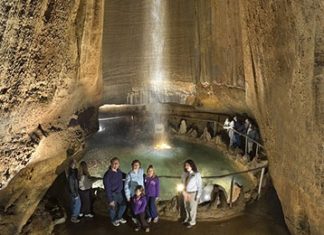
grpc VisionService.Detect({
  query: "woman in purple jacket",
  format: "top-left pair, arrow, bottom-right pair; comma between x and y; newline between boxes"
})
145,165 -> 160,223
131,185 -> 149,232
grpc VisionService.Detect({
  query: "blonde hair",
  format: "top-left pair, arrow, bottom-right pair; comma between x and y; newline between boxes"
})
147,165 -> 156,177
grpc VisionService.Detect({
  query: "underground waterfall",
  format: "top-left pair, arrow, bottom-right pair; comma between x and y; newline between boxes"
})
1,0 -> 323,235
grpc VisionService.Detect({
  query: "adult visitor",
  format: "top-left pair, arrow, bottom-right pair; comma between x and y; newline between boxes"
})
228,117 -> 236,148
181,159 -> 202,228
103,157 -> 127,227
247,124 -> 260,159
67,159 -> 81,223
125,160 -> 144,201
78,161 -> 95,218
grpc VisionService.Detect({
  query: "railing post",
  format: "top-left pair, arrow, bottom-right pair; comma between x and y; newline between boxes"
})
214,121 -> 217,136
256,144 -> 259,157
245,136 -> 248,156
258,167 -> 265,199
229,176 -> 234,208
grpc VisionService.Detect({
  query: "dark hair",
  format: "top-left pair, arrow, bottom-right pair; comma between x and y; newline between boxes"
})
147,164 -> 153,169
110,157 -> 120,165
69,158 -> 76,168
135,185 -> 145,196
67,159 -> 77,176
131,160 -> 141,167
183,159 -> 198,172
79,161 -> 89,177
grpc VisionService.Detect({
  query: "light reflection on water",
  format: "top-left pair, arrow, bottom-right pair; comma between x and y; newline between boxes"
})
82,119 -> 253,200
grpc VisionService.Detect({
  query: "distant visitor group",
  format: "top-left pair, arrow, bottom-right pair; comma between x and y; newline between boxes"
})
67,158 -> 202,232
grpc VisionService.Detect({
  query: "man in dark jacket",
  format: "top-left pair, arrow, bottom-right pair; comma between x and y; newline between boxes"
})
103,157 -> 127,227
68,159 -> 81,223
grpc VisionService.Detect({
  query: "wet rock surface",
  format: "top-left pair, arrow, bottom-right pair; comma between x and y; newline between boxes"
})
240,1 -> 324,234
0,0 -> 103,234
102,0 -> 245,111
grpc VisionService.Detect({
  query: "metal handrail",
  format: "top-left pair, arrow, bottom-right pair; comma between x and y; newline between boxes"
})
157,165 -> 267,206
168,114 -> 266,158
96,166 -> 267,207
157,165 -> 267,179
169,114 -> 264,148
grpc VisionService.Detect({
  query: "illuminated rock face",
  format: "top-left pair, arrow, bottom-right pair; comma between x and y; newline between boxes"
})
102,0 -> 246,113
0,0 -> 103,234
240,1 -> 324,234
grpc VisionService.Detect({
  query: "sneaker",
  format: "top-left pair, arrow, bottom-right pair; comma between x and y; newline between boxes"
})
153,217 -> 159,223
118,218 -> 127,224
71,217 -> 80,223
182,220 -> 188,224
132,217 -> 138,224
186,223 -> 196,228
145,228 -> 150,232
84,214 -> 94,218
134,227 -> 140,232
147,217 -> 152,223
112,221 -> 120,227
79,213 -> 84,217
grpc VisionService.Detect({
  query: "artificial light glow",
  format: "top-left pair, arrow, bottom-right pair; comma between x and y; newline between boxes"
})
176,184 -> 184,192
154,142 -> 172,150
98,125 -> 105,132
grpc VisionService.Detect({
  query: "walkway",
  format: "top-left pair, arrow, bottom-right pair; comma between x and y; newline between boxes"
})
54,187 -> 290,235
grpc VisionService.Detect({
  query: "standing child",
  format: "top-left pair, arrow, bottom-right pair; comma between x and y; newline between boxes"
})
145,165 -> 160,223
131,185 -> 150,232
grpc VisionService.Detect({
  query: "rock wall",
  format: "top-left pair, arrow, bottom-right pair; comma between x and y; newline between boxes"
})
102,0 -> 246,113
0,0 -> 103,234
240,0 -> 324,234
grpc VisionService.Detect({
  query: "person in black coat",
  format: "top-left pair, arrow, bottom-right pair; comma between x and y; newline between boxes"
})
68,159 -> 81,223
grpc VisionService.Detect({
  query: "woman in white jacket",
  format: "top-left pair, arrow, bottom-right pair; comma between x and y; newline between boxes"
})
181,159 -> 202,228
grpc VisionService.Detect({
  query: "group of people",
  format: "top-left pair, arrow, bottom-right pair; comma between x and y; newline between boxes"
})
223,116 -> 260,158
67,160 -> 97,224
103,158 -> 159,232
67,157 -> 203,232
176,116 -> 260,159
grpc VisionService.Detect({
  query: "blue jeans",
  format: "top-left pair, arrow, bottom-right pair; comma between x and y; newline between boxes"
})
146,196 -> 158,219
71,195 -> 81,218
109,192 -> 126,222
234,133 -> 241,147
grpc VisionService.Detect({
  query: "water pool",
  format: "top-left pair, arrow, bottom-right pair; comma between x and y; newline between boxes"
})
82,118 -> 253,200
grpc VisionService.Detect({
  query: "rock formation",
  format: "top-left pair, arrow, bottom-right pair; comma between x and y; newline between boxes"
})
0,0 -> 103,234
102,0 -> 247,113
0,0 -> 323,234
240,1 -> 324,234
